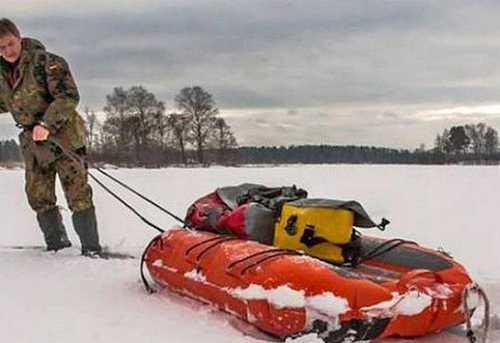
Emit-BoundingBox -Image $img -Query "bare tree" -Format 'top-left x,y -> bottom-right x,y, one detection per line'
447,126 -> 470,155
127,86 -> 165,163
465,123 -> 487,155
212,117 -> 237,164
485,126 -> 499,155
102,86 -> 165,165
153,111 -> 169,149
433,134 -> 444,153
435,123 -> 499,162
167,113 -> 191,165
103,87 -> 129,148
83,106 -> 98,152
175,86 -> 218,164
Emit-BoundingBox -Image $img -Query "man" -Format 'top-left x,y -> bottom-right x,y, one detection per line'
0,18 -> 102,256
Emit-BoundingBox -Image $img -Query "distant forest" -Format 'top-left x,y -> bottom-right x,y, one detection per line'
1,85 -> 499,167
2,140 -> 500,167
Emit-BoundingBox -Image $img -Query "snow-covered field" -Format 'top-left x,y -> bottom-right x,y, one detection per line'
1,165 -> 499,343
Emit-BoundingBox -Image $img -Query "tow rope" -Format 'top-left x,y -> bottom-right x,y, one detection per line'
463,284 -> 490,343
48,138 -> 186,233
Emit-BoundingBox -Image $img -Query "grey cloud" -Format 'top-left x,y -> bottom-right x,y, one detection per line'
3,1 -> 500,148
14,1 -> 500,110
380,112 -> 400,119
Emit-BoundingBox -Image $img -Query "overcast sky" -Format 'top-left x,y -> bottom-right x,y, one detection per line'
3,0 -> 500,148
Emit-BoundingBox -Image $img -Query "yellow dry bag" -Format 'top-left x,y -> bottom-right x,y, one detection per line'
274,199 -> 357,264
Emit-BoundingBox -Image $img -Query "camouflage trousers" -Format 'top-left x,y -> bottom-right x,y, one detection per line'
21,143 -> 94,214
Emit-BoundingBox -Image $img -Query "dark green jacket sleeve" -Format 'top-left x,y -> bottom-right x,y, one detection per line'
43,53 -> 80,132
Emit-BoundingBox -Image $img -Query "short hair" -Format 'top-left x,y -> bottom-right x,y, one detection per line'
0,18 -> 21,38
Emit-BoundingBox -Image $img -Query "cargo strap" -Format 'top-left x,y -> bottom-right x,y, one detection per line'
236,185 -> 308,217
225,247 -> 302,275
295,225 -> 410,267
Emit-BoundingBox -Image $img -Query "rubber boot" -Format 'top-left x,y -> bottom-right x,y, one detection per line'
36,207 -> 72,252
72,206 -> 102,256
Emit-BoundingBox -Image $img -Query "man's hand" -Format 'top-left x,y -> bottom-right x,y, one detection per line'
32,124 -> 50,141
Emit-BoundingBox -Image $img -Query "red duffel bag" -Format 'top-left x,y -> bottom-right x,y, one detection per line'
184,183 -> 307,244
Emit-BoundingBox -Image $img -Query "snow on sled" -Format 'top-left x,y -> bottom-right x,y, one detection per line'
142,184 -> 489,342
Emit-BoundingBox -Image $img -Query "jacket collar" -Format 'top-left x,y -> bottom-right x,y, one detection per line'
0,38 -> 46,90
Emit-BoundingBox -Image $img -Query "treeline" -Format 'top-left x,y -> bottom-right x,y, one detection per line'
237,145 -> 434,164
238,123 -> 499,165
237,145 -> 500,165
3,138 -> 499,166
2,86 -> 500,166
87,85 -> 237,166
433,123 -> 499,163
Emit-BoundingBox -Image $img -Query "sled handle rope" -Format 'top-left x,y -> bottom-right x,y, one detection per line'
48,138 -> 187,233
240,250 -> 303,275
194,237 -> 240,264
226,248 -> 302,275
184,235 -> 232,257
462,284 -> 490,343
140,234 -> 164,294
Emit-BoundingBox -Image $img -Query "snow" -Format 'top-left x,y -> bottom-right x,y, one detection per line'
286,333 -> 325,343
152,259 -> 163,267
362,290 -> 433,317
231,285 -> 348,314
1,165 -> 499,342
423,283 -> 454,299
184,269 -> 207,282
231,284 -> 350,333
232,284 -> 307,309
306,293 -> 350,318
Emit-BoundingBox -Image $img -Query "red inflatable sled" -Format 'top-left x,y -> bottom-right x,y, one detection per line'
141,184 -> 489,342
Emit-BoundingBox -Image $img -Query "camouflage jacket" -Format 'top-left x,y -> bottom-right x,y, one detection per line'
0,38 -> 87,152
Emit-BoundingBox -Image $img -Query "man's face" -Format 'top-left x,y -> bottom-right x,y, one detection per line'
0,34 -> 22,63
